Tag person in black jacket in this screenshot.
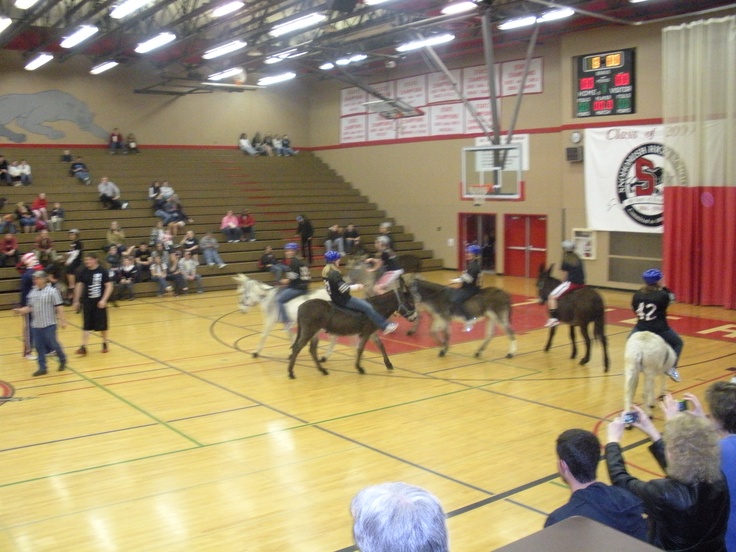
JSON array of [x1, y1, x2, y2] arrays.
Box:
[[606, 398, 729, 552], [295, 215, 313, 264]]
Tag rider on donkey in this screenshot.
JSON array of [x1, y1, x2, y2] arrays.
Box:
[[450, 244, 483, 332], [322, 250, 398, 336], [545, 240, 586, 328], [277, 242, 310, 329]]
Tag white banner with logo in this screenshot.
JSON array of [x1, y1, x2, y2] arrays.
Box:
[[584, 125, 689, 233]]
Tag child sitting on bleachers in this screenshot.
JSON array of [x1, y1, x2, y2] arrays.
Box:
[[50, 202, 64, 231]]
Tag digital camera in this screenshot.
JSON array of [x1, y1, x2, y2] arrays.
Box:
[[677, 399, 688, 411], [623, 411, 639, 424]]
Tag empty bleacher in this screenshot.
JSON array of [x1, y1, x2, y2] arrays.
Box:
[[0, 148, 442, 308]]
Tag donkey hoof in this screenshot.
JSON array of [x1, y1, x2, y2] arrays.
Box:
[[579, 359, 589, 366], [386, 364, 394, 370], [407, 330, 416, 336], [357, 367, 365, 374], [252, 352, 259, 358], [506, 353, 513, 359], [319, 356, 327, 363], [474, 352, 481, 359], [320, 369, 329, 376], [288, 373, 296, 379], [439, 350, 446, 357]]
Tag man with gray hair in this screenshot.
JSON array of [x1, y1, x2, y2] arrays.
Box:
[[351, 482, 448, 552]]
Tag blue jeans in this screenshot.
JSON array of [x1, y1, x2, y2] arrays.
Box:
[[202, 249, 224, 266], [31, 325, 66, 372], [630, 327, 684, 365], [152, 276, 168, 296], [277, 288, 306, 323], [268, 263, 290, 282], [343, 297, 388, 330]]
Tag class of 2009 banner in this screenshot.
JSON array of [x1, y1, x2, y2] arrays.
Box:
[[584, 125, 689, 234]]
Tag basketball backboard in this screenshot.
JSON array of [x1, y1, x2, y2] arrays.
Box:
[[363, 99, 424, 120], [461, 144, 524, 201]]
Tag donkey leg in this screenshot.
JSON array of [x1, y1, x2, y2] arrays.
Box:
[[254, 312, 276, 358], [569, 326, 579, 361], [475, 315, 495, 359], [578, 325, 591, 365], [320, 334, 337, 363], [371, 333, 394, 370], [544, 326, 557, 352], [623, 361, 638, 414], [308, 335, 329, 376], [438, 325, 450, 357], [504, 319, 517, 359], [407, 311, 421, 336], [643, 370, 655, 417], [287, 331, 311, 379]]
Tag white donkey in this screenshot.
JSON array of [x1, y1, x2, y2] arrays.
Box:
[[624, 331, 677, 417], [234, 275, 337, 359]]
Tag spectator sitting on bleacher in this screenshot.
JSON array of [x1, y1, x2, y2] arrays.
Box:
[[239, 210, 256, 242], [166, 251, 188, 295], [70, 156, 91, 185], [178, 230, 199, 263], [149, 181, 164, 211], [180, 250, 203, 294], [159, 194, 190, 236], [545, 428, 647, 539], [379, 221, 395, 250], [109, 127, 125, 154], [151, 242, 170, 262], [98, 177, 128, 210], [259, 245, 289, 284], [160, 181, 175, 200], [271, 135, 284, 156], [61, 150, 72, 163], [199, 232, 226, 268], [0, 233, 19, 266], [238, 133, 259, 156], [150, 255, 168, 297], [221, 210, 241, 243], [0, 214, 18, 234], [149, 220, 166, 247], [18, 160, 32, 186], [50, 202, 64, 232], [344, 223, 360, 255], [34, 229, 57, 266], [116, 256, 139, 300], [8, 161, 22, 186], [16, 202, 37, 233], [126, 133, 140, 154], [324, 224, 345, 255], [106, 245, 122, 274], [106, 221, 134, 255], [0, 155, 10, 185], [252, 132, 272, 156], [281, 135, 298, 156], [31, 193, 49, 223], [134, 242, 152, 282]]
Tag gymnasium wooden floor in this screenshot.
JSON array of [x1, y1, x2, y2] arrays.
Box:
[[2, 271, 736, 551]]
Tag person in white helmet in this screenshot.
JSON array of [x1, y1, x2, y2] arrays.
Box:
[[545, 240, 585, 328]]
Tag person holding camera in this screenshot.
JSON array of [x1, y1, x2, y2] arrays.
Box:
[[606, 395, 729, 552], [545, 429, 647, 540], [631, 268, 683, 382]]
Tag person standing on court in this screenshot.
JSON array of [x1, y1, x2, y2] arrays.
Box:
[[630, 268, 683, 382], [544, 240, 585, 328], [72, 253, 113, 356], [14, 271, 67, 376], [18, 251, 44, 359]]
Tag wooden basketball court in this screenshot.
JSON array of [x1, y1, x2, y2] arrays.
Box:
[[1, 271, 735, 551]]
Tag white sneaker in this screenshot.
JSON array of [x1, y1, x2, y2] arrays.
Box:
[[383, 322, 398, 336], [218, 263, 227, 269], [544, 318, 559, 328], [25, 354, 37, 360], [207, 263, 215, 267], [121, 202, 129, 209], [666, 367, 681, 383]]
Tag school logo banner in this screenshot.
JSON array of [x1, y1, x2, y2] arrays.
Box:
[[584, 125, 688, 233]]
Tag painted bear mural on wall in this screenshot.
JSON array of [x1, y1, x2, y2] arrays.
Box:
[[0, 90, 108, 143]]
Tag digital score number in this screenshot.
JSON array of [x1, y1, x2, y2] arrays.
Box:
[[575, 48, 635, 118]]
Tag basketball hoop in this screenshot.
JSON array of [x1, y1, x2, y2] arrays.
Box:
[[469, 185, 491, 206]]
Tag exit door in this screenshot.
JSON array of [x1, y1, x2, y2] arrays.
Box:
[[503, 214, 547, 277]]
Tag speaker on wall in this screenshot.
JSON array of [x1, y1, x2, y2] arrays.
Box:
[[332, 0, 358, 12], [566, 146, 584, 162]]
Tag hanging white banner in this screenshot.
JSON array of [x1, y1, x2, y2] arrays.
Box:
[[584, 125, 689, 233]]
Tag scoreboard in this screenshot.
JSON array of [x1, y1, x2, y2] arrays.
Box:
[[575, 48, 635, 118]]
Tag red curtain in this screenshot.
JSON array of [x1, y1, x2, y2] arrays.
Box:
[[664, 187, 736, 308]]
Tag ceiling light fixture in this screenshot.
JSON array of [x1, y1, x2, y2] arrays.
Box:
[[538, 8, 574, 22], [441, 2, 476, 15], [363, 0, 394, 5], [497, 15, 537, 30], [24, 53, 53, 71], [269, 13, 327, 37], [211, 1, 244, 17], [90, 61, 119, 74], [396, 33, 454, 52], [14, 0, 41, 9], [208, 67, 244, 81], [629, 0, 652, 3], [0, 17, 11, 36], [60, 25, 99, 49], [110, 0, 150, 19], [134, 32, 176, 53], [202, 40, 247, 59], [258, 72, 296, 86]]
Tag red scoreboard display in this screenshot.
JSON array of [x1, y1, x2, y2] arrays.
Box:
[[575, 48, 635, 118]]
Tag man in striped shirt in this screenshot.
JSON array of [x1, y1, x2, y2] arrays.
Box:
[[14, 271, 67, 377]]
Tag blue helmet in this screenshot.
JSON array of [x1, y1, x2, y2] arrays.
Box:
[[324, 250, 341, 263], [466, 244, 481, 255], [284, 242, 298, 250], [642, 268, 662, 284]]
